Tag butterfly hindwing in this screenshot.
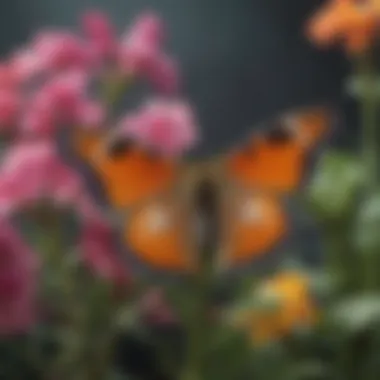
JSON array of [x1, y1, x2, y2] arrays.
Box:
[[122, 196, 194, 273]]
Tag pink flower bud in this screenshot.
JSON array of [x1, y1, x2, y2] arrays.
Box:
[[81, 10, 117, 62], [118, 12, 165, 77], [82, 10, 115, 41], [128, 12, 165, 48]]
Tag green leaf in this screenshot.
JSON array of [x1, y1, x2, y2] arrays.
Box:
[[346, 75, 380, 99], [307, 151, 363, 221], [307, 270, 341, 303], [328, 295, 380, 334], [285, 360, 330, 380], [204, 328, 252, 380], [354, 192, 380, 253]]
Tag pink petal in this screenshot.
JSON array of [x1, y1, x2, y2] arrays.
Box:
[[80, 218, 130, 286], [81, 10, 117, 62], [21, 104, 56, 136], [118, 12, 165, 77], [33, 31, 89, 71], [0, 64, 19, 90], [119, 99, 199, 156], [0, 141, 84, 210], [0, 218, 38, 335], [9, 49, 44, 83], [81, 10, 115, 41], [145, 54, 179, 93], [127, 11, 165, 48], [76, 100, 105, 129], [0, 90, 20, 129]]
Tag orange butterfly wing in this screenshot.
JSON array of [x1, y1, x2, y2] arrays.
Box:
[[224, 107, 332, 268], [221, 191, 288, 267], [59, 105, 331, 276], [72, 129, 179, 209], [226, 107, 331, 192], [60, 128, 192, 274], [124, 199, 193, 272]]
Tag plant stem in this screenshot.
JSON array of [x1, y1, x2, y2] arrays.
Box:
[[180, 263, 213, 380], [325, 219, 359, 294], [179, 178, 219, 380], [357, 52, 379, 290], [359, 54, 378, 191]]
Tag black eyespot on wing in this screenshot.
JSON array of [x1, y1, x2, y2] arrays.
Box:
[[107, 137, 134, 157], [266, 123, 292, 144]]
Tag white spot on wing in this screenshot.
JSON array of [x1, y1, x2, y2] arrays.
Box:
[[240, 198, 264, 224], [146, 206, 171, 233]]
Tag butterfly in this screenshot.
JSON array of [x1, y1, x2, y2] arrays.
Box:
[[58, 105, 334, 280]]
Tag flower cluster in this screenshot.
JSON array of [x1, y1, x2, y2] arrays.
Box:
[[0, 10, 198, 335], [307, 0, 380, 54], [0, 10, 185, 138]]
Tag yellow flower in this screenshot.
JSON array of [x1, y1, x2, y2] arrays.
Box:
[[234, 272, 318, 344], [307, 0, 380, 54]]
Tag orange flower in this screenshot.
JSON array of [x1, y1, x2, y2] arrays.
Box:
[[307, 0, 380, 54], [233, 272, 318, 344]]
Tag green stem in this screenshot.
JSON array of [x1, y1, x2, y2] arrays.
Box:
[[357, 52, 379, 290], [102, 72, 132, 115], [359, 54, 378, 191], [325, 219, 358, 295], [180, 259, 214, 380]]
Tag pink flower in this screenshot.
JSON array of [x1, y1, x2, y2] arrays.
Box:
[[20, 102, 56, 136], [127, 12, 165, 48], [0, 218, 38, 335], [41, 70, 88, 111], [145, 54, 179, 93], [80, 218, 130, 287], [9, 49, 44, 84], [0, 64, 19, 90], [76, 100, 105, 129], [118, 12, 169, 82], [0, 141, 83, 214], [81, 10, 117, 61], [32, 31, 89, 71], [20, 70, 89, 136], [120, 99, 199, 156], [0, 90, 20, 129]]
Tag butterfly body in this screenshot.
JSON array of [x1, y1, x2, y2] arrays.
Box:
[[58, 105, 334, 279]]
